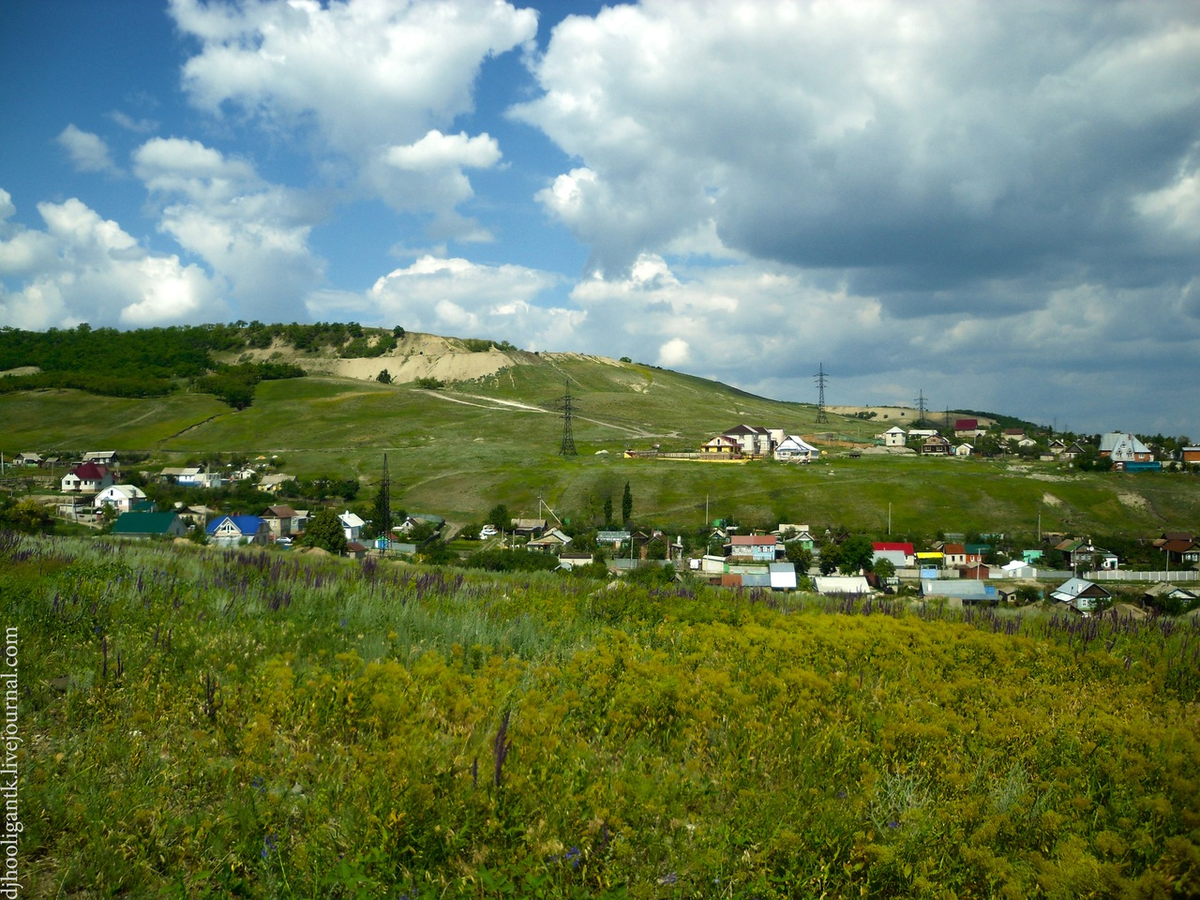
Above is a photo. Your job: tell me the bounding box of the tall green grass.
[7,532,1200,898]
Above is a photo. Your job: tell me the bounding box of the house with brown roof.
[262,504,301,538]
[920,435,952,456]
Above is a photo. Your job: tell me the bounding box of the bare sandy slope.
[229,332,519,384]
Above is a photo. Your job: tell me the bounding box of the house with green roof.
[110,512,188,539]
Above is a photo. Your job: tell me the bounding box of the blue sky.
[2,0,1199,438]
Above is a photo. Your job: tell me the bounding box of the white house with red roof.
[61,462,113,494]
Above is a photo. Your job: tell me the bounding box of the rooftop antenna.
[557,378,577,456]
[814,363,829,425]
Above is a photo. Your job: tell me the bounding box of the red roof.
[72,462,109,479]
[955,418,978,430]
[943,543,966,554]
[873,542,914,554]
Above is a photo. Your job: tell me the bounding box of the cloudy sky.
[2,0,1199,437]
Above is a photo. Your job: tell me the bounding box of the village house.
[83,450,120,467]
[528,528,572,553]
[93,484,148,515]
[879,426,907,447]
[1051,577,1111,615]
[206,514,270,547]
[725,534,784,562]
[261,505,301,538]
[1184,447,1200,466]
[15,452,43,467]
[954,418,984,438]
[158,466,225,489]
[1143,582,1198,608]
[1157,536,1200,566]
[720,424,778,457]
[258,473,296,494]
[61,462,113,494]
[777,524,815,551]
[872,542,915,569]
[110,511,188,539]
[338,511,366,542]
[773,435,820,462]
[920,434,952,456]
[1099,432,1154,463]
[942,543,984,569]
[701,434,741,456]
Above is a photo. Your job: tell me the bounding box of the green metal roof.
[111,512,182,535]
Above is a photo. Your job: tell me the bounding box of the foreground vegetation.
[8,533,1200,898]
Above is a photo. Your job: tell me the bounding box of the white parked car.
[480,524,498,538]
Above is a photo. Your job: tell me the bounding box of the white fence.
[1086,569,1199,583]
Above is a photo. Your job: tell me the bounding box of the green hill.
[2,325,1198,539]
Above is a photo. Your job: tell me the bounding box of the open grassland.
[7,533,1200,898]
[3,355,1199,536]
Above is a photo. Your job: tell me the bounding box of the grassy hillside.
[8,533,1199,898]
[3,337,1199,538]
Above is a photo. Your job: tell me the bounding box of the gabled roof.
[71,462,109,480]
[873,542,914,554]
[729,535,780,546]
[263,505,299,518]
[338,511,366,528]
[723,424,771,436]
[1051,578,1111,602]
[1099,432,1151,454]
[207,515,265,535]
[111,512,181,535]
[954,418,978,430]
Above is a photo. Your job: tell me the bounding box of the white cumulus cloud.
[55,125,120,175]
[133,137,326,318]
[0,191,222,329]
[170,0,536,236]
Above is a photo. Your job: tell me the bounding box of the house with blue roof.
[206,514,269,548]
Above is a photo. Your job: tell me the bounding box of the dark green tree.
[785,543,814,574]
[621,482,633,523]
[303,508,347,555]
[487,504,510,530]
[838,535,876,575]
[818,542,840,576]
[603,495,614,526]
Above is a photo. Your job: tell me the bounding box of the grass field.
[2,351,1198,538]
[8,532,1200,898]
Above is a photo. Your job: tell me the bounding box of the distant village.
[6,421,1200,618]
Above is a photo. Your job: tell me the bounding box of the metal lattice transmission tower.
[814,363,829,424]
[557,379,577,456]
[378,453,391,535]
[914,390,928,426]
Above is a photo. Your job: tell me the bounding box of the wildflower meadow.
[4,531,1199,898]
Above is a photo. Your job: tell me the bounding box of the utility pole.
[557,379,577,456]
[814,364,829,425]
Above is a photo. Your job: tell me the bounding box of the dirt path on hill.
[419,390,657,439]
